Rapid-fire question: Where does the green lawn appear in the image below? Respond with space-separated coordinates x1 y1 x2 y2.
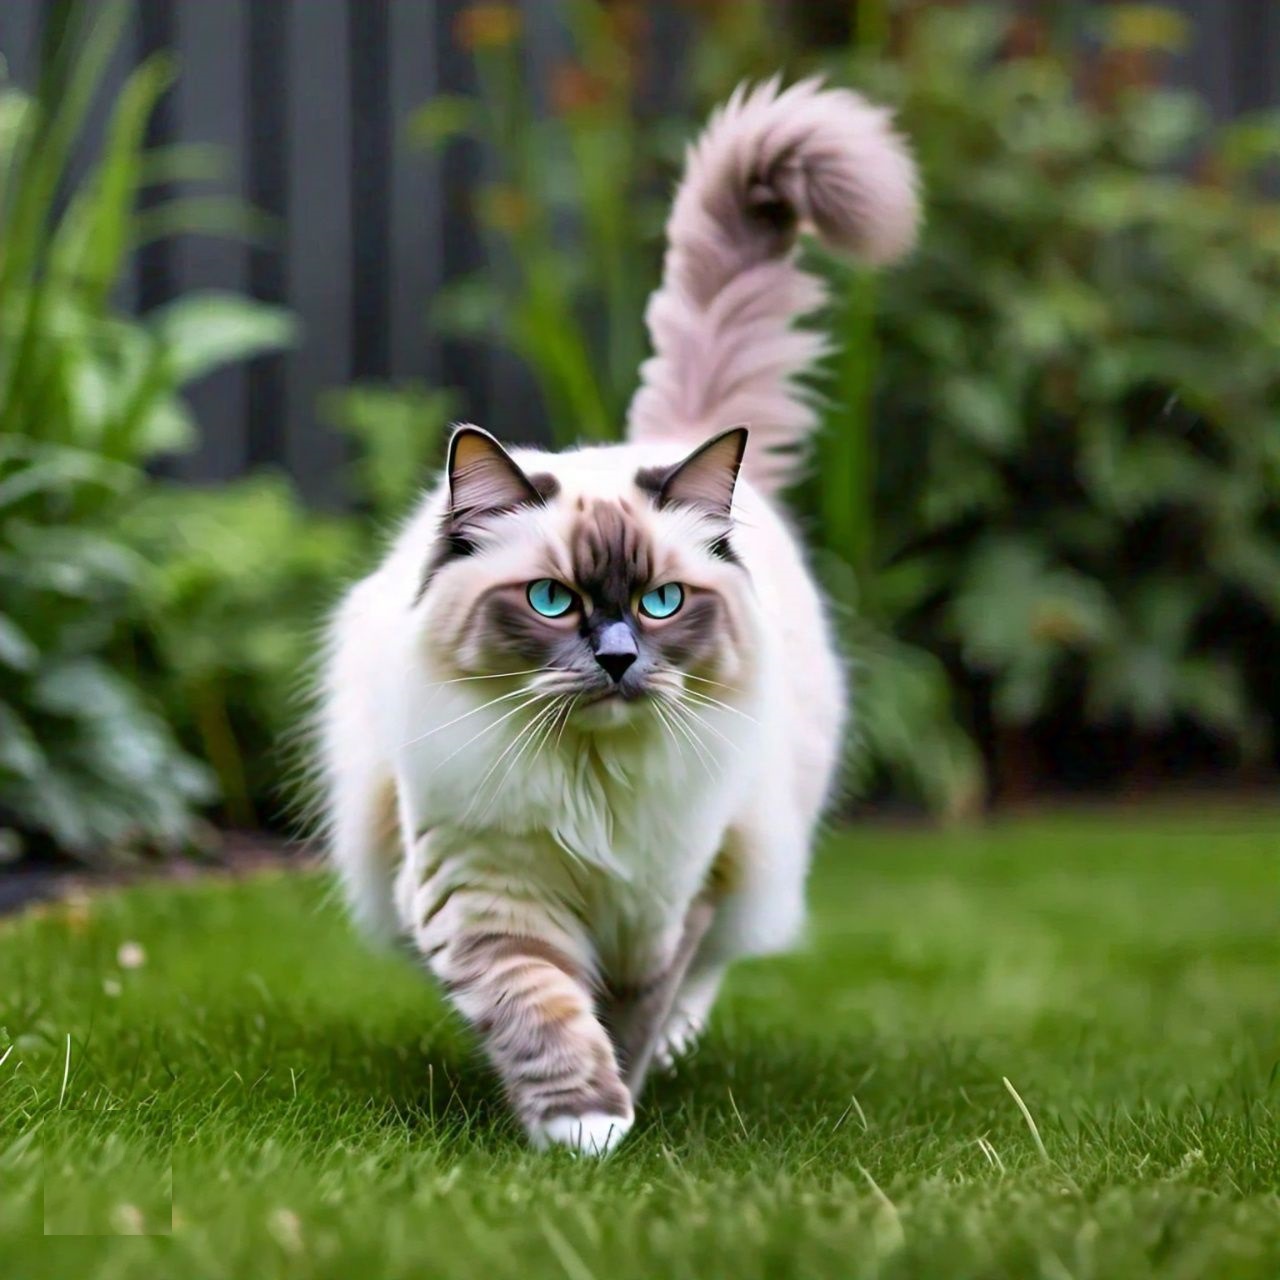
3 809 1279 1278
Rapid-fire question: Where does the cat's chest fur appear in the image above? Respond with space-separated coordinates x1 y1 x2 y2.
397 713 747 984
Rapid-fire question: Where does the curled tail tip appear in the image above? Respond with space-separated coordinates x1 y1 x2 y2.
629 75 920 490
679 73 922 271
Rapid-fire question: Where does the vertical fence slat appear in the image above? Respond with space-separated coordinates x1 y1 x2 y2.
349 0 390 384
172 0 248 482
388 0 442 391
245 0 288 472
284 0 351 504
0 0 39 88
434 0 490 430
479 0 559 446
1230 0 1279 115
1167 0 1234 119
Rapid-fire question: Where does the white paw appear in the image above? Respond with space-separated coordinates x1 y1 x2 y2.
654 1010 704 1073
531 1111 633 1156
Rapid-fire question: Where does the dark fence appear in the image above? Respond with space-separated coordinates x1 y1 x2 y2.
0 0 1275 503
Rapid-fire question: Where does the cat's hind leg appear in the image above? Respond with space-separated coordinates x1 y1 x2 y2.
326 758 404 944
649 809 813 1073
650 960 727 1074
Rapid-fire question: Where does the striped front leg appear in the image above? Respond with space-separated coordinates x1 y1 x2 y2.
402 850 631 1154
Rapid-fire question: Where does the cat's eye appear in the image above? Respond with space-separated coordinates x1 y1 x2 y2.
639 582 685 620
527 578 577 619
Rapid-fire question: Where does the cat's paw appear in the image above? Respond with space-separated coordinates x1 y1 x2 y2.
531 1111 633 1157
653 1008 705 1073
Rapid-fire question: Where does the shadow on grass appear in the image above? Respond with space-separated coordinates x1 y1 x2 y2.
639 1027 1012 1151
260 1008 1025 1158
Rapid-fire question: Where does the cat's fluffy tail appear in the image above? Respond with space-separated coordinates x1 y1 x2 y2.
626 77 920 494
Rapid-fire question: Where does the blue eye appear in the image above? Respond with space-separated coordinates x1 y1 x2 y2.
639 583 684 619
527 578 576 618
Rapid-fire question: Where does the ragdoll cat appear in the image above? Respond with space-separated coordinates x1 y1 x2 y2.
319 77 919 1154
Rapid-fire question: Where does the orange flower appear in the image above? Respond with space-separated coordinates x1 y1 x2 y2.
1029 603 1086 646
1086 47 1157 109
454 3 521 52
1003 14 1048 59
482 184 530 234
550 63 611 116
602 1 649 50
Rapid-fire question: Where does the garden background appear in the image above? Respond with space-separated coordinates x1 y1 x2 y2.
2 0 1278 869
3 2 1280 1273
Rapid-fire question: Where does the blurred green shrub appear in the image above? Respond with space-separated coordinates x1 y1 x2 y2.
121 383 455 828
121 478 358 829
838 5 1280 789
0 1 293 860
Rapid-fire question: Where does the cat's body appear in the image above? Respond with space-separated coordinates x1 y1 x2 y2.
319 79 918 1153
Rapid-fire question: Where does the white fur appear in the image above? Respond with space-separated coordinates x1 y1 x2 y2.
532 1111 632 1156
317 78 919 1151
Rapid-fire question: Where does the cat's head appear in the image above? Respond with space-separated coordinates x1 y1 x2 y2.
418 426 756 727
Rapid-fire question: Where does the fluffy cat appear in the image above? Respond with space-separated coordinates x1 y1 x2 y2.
318 77 919 1154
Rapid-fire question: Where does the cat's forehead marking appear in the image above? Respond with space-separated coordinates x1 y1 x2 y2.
569 498 654 609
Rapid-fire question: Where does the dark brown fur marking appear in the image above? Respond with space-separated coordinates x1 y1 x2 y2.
570 500 655 613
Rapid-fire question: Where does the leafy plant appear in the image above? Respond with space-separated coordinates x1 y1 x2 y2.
0 1 293 859
121 478 359 828
410 2 667 442
122 385 456 827
826 5 1280 786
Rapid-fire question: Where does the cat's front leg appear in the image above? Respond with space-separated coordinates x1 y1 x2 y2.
407 860 631 1154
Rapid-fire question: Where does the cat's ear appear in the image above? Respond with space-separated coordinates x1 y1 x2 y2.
447 425 542 517
655 427 748 518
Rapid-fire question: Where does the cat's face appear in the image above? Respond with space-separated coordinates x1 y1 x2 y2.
419 427 754 727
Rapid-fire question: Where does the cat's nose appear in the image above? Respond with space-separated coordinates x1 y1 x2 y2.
593 622 638 683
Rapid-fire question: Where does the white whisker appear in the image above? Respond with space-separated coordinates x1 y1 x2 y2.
425 692 550 775
398 686 537 749
650 700 690 767
653 667 740 695
666 669 741 694
658 698 717 781
472 697 565 822
552 693 578 754
667 697 719 765
681 686 759 724
673 693 742 754
528 696 570 777
422 667 555 690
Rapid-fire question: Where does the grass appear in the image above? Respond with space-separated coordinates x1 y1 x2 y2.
2 807 1279 1278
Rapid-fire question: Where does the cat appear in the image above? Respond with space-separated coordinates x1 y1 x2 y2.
318 77 919 1154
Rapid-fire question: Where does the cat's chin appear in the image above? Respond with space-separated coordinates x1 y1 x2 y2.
574 690 645 730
